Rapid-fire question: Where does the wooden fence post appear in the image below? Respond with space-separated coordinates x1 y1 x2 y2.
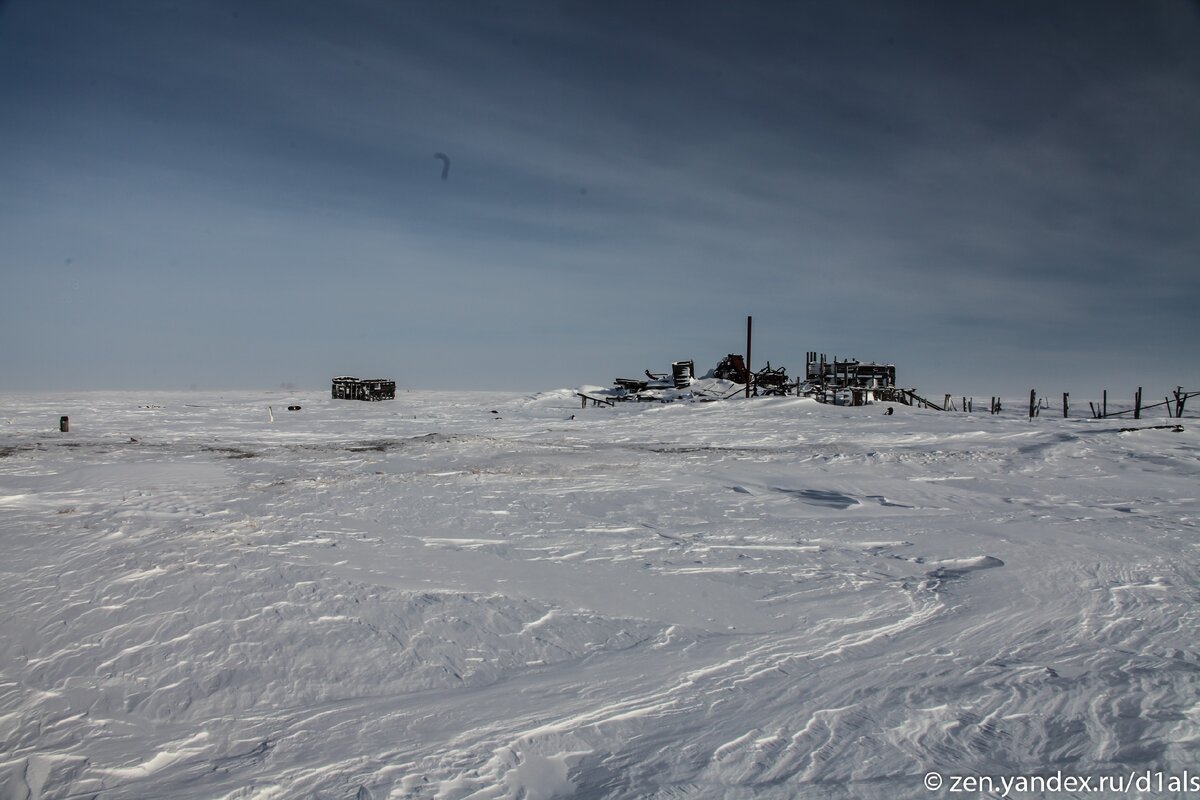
1063 392 1069 418
1134 387 1142 420
745 315 752 399
1029 390 1037 420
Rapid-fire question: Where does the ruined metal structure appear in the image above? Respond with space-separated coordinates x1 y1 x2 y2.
802 352 901 406
672 360 695 389
805 352 896 391
712 354 750 385
752 362 790 396
331 376 396 401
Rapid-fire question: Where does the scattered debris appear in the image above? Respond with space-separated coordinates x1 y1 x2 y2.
1119 424 1184 433
578 392 615 408
578 344 993 413
753 362 790 396
588 357 745 404
614 378 650 393
598 352 901 405
287 406 301 411
712 354 749 384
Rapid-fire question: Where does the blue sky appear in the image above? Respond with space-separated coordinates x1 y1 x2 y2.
2 1 1198 397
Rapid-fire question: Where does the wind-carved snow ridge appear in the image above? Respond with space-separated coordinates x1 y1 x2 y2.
1 389 1198 798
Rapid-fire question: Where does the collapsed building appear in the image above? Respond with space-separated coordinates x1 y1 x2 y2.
584 351 914 407
331 376 396 401
596 355 793 404
805 352 896 390
803 352 899 406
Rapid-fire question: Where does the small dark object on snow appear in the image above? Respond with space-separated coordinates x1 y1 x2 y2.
884 407 894 416
491 410 499 414
288 406 301 411
59 415 69 433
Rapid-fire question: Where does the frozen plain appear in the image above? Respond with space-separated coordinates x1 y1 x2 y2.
0 389 1197 799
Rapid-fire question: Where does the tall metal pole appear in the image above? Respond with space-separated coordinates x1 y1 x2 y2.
745 315 753 398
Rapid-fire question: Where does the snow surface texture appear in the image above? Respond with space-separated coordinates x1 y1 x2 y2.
0 390 1197 799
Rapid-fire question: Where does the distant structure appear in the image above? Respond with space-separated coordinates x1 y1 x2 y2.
805 353 896 389
331 376 396 401
804 352 897 406
582 351 920 408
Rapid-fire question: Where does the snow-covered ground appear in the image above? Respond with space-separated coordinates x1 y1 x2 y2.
1 390 1197 799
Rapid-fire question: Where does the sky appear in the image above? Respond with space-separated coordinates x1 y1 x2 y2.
2 1 1198 398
